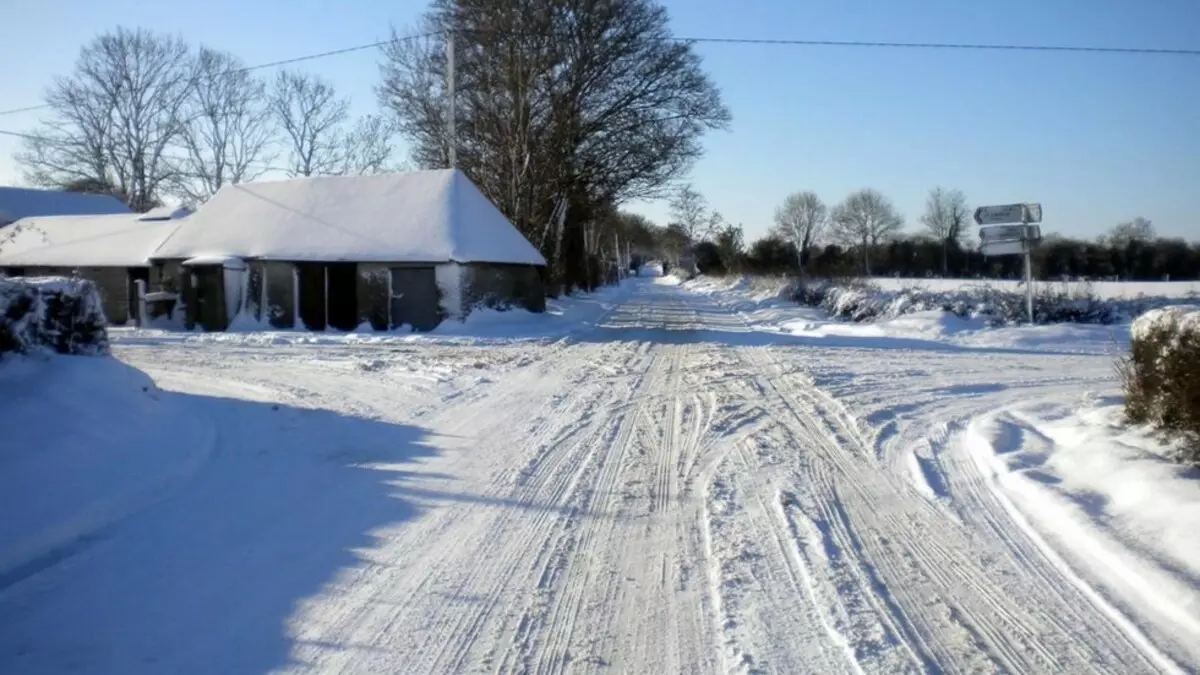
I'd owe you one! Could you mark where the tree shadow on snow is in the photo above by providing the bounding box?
[0,360,447,675]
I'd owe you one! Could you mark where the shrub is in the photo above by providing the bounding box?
[1119,307,1200,464]
[0,276,110,357]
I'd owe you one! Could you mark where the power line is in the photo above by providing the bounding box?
[1,29,1196,119]
[669,35,1200,56]
[0,32,436,119]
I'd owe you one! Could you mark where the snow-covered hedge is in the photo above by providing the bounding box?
[0,276,109,357]
[1121,306,1200,464]
[793,278,1200,326]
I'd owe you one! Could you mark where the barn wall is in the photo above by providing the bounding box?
[78,267,131,324]
[262,261,295,328]
[463,264,546,313]
[15,265,131,324]
[357,263,390,331]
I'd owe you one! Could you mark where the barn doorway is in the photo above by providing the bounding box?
[296,263,326,330]
[189,266,227,331]
[128,267,150,325]
[325,263,358,331]
[390,266,441,331]
[295,262,359,331]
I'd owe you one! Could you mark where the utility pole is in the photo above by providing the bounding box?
[446,31,457,169]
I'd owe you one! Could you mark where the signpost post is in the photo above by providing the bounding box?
[975,203,1043,324]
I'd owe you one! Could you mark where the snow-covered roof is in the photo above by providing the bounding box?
[0,187,131,225]
[139,205,192,221]
[151,169,547,266]
[0,211,187,268]
[182,255,246,269]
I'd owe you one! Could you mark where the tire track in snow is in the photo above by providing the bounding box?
[736,341,1164,674]
[525,345,673,674]
[803,344,1179,672]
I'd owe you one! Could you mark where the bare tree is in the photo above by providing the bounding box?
[269,70,350,177]
[175,48,275,203]
[340,114,396,175]
[1108,217,1156,247]
[920,186,969,276]
[379,0,730,291]
[669,184,725,244]
[16,27,195,211]
[830,189,904,276]
[669,185,708,242]
[773,191,826,272]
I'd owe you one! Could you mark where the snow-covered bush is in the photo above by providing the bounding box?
[793,277,1199,326]
[1120,307,1200,464]
[0,277,109,357]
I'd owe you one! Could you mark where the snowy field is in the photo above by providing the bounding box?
[869,276,1200,299]
[2,276,1198,674]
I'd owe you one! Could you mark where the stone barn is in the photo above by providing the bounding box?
[149,169,546,332]
[0,207,191,324]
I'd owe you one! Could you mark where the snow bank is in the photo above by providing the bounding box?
[0,276,109,357]
[966,405,1200,664]
[0,355,214,581]
[872,277,1200,300]
[797,278,1200,326]
[680,274,1129,354]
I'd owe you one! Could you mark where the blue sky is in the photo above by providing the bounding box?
[0,0,1196,240]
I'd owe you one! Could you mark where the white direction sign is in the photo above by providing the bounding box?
[980,224,1041,243]
[974,203,1042,226]
[980,239,1028,257]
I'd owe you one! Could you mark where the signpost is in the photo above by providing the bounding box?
[974,203,1042,227]
[979,239,1028,257]
[976,203,1043,324]
[979,224,1041,243]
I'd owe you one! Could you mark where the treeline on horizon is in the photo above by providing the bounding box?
[720,233,1200,282]
[599,187,1199,283]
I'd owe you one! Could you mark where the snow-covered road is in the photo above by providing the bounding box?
[2,278,1195,674]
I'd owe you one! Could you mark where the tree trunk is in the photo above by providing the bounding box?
[942,239,949,277]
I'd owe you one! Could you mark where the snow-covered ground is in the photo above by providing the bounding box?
[870,277,1200,300]
[2,276,1197,674]
[686,274,1136,354]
